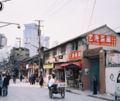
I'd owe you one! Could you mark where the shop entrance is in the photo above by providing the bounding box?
[65,64,81,88]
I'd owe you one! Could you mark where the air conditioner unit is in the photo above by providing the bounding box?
[58,55,63,59]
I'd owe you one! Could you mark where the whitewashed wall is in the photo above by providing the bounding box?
[106,67,120,95]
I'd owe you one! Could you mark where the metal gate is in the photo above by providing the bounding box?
[89,58,99,91]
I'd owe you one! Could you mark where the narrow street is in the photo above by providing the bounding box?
[0,80,112,101]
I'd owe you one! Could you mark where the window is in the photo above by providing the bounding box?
[71,41,78,50]
[61,45,66,54]
[53,49,57,56]
[45,52,50,59]
[26,53,29,56]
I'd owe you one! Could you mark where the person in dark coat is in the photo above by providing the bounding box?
[13,74,16,83]
[39,75,44,87]
[20,74,23,82]
[92,75,97,95]
[2,74,10,95]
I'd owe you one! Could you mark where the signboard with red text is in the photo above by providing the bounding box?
[68,50,81,60]
[87,33,116,46]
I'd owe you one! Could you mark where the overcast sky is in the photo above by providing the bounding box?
[0,0,120,48]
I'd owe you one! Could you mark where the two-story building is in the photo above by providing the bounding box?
[43,25,120,94]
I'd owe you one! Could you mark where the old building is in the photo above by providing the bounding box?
[9,47,29,76]
[44,25,120,94]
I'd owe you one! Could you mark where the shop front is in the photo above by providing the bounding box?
[54,60,82,89]
[43,63,54,85]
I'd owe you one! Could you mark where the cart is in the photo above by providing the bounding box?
[49,82,65,98]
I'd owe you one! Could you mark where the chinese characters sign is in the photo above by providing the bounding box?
[68,50,81,60]
[88,33,116,46]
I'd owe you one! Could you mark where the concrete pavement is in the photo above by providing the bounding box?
[66,88,115,101]
[0,81,106,101]
[0,79,116,101]
[11,79,116,101]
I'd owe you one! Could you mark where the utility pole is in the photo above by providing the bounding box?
[36,20,43,77]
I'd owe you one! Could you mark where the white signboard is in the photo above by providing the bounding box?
[106,52,120,66]
[106,67,120,95]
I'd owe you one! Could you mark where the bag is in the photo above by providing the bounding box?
[1,87,7,96]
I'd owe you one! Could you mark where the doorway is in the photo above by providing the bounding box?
[89,58,99,91]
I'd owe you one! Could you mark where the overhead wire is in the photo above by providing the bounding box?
[41,0,63,18]
[87,0,96,31]
[81,0,90,33]
[44,0,74,20]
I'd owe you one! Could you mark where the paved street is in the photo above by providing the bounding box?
[0,80,114,101]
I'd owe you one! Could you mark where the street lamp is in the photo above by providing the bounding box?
[0,21,20,74]
[0,21,20,28]
[0,21,20,48]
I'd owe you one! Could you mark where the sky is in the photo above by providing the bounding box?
[0,0,120,56]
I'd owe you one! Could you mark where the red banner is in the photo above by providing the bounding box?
[68,50,81,60]
[88,33,116,46]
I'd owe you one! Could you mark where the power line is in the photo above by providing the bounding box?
[41,0,61,18]
[87,0,96,31]
[44,0,73,20]
[81,0,89,33]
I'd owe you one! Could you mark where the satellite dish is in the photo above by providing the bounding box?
[0,2,3,11]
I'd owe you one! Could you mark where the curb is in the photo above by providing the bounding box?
[66,89,80,95]
[88,95,115,101]
[66,89,115,101]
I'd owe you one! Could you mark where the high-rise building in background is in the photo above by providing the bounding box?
[0,34,7,48]
[23,23,50,56]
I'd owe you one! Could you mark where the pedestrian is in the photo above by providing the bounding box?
[31,74,36,85]
[0,73,3,96]
[39,75,44,87]
[47,75,51,89]
[20,74,23,82]
[29,75,32,84]
[13,74,16,83]
[92,75,97,95]
[2,74,10,96]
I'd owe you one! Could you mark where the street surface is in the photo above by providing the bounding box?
[0,79,112,101]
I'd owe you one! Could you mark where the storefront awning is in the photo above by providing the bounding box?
[55,61,82,70]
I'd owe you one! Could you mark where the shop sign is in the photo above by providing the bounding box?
[68,50,81,60]
[88,33,116,46]
[43,64,53,69]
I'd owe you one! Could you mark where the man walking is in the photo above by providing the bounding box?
[2,74,10,96]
